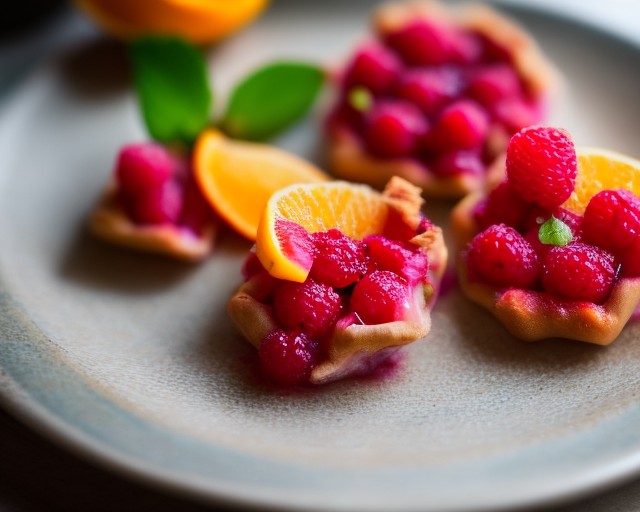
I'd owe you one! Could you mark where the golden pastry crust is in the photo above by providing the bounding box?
[327,0,560,198]
[227,177,447,384]
[89,185,217,261]
[451,189,640,345]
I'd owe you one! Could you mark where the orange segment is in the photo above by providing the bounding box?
[194,129,328,240]
[75,0,269,44]
[256,181,390,282]
[563,148,640,214]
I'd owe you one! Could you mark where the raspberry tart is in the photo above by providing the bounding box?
[326,0,559,198]
[452,125,640,344]
[227,177,447,385]
[90,142,218,261]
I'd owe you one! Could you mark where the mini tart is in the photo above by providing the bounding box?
[327,0,560,198]
[451,190,640,345]
[89,185,217,261]
[227,177,447,384]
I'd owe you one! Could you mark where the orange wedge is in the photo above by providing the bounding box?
[562,148,640,214]
[75,0,269,44]
[256,181,391,282]
[194,129,328,240]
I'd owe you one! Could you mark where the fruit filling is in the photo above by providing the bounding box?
[326,1,557,197]
[452,125,640,344]
[90,141,218,260]
[115,143,212,236]
[242,222,430,386]
[227,178,447,385]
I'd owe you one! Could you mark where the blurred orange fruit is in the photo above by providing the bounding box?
[75,0,269,44]
[563,149,640,214]
[193,130,328,241]
[256,181,390,282]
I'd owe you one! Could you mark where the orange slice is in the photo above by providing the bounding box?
[562,148,640,214]
[194,129,328,241]
[75,0,269,44]
[256,181,391,282]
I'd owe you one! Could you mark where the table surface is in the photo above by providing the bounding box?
[2,1,640,511]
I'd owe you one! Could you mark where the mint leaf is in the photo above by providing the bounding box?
[539,216,573,246]
[221,62,325,141]
[348,87,373,113]
[129,36,212,145]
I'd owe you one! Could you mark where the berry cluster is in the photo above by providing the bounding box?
[328,17,544,179]
[467,126,640,304]
[114,143,211,235]
[245,225,430,385]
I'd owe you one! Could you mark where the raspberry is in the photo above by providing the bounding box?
[506,126,577,208]
[273,279,342,338]
[178,175,214,234]
[493,98,542,133]
[241,251,264,281]
[620,237,640,277]
[467,224,540,288]
[126,180,183,225]
[395,67,462,116]
[385,19,463,66]
[309,229,367,288]
[350,270,411,324]
[428,100,489,152]
[365,100,427,158]
[431,150,484,177]
[474,181,531,230]
[541,243,617,303]
[343,42,402,95]
[582,189,640,253]
[467,64,522,108]
[259,330,319,386]
[116,143,174,197]
[521,206,583,236]
[363,235,428,285]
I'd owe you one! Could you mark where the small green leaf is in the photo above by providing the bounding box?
[348,87,373,113]
[222,61,325,141]
[539,216,573,246]
[129,36,212,145]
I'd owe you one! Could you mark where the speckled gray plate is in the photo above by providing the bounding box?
[2,2,640,511]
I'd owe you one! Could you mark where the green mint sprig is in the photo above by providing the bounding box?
[129,36,325,146]
[538,216,573,246]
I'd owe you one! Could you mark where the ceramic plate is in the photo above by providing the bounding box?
[2,2,640,511]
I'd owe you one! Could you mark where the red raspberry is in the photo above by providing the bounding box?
[582,189,640,253]
[467,64,522,109]
[343,42,402,95]
[126,180,183,225]
[620,237,640,277]
[116,143,175,196]
[541,243,617,303]
[474,181,531,230]
[309,229,367,288]
[350,270,411,324]
[431,150,484,178]
[385,19,464,66]
[241,251,264,281]
[178,175,215,235]
[467,224,540,288]
[395,67,462,116]
[273,279,342,338]
[365,100,428,158]
[363,235,428,285]
[428,100,489,152]
[506,126,577,208]
[259,330,319,386]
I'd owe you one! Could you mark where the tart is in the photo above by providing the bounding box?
[326,0,559,198]
[89,142,218,261]
[451,125,640,344]
[227,177,447,385]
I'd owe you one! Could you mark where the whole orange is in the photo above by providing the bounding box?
[75,0,269,44]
